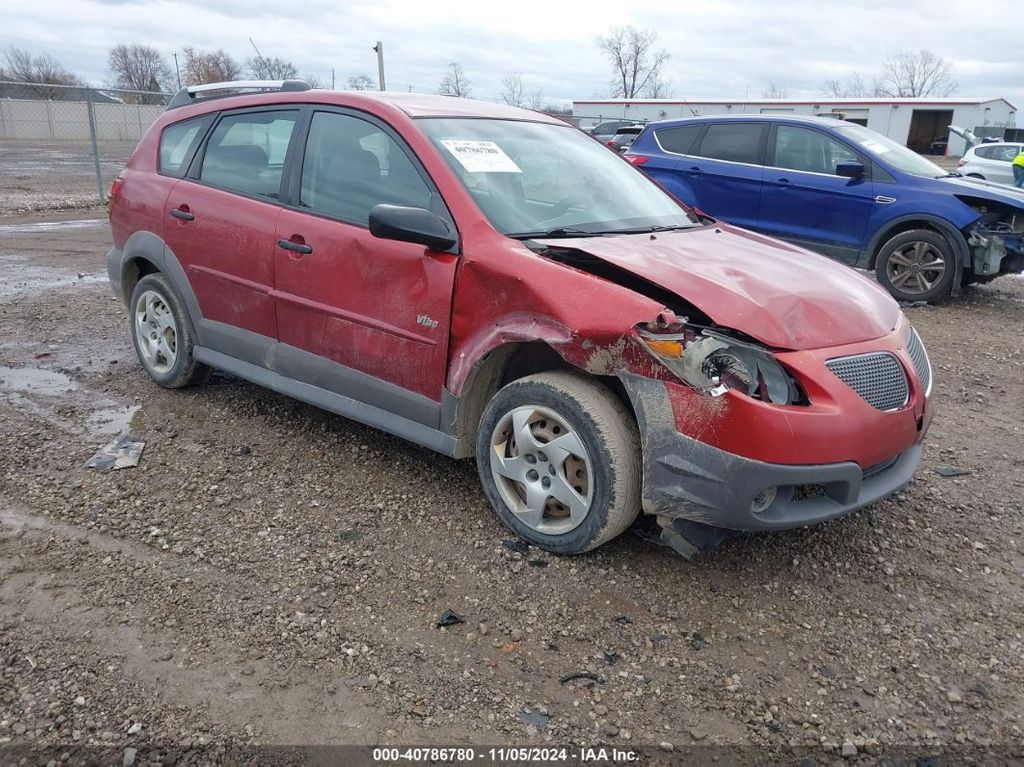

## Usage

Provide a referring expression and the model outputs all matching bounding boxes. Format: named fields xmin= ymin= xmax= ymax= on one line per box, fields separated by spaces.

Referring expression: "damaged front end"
xmin=964 ymin=206 xmax=1024 ymax=280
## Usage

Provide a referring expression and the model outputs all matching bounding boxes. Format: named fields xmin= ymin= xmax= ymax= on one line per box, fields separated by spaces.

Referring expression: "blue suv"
xmin=625 ymin=115 xmax=1024 ymax=302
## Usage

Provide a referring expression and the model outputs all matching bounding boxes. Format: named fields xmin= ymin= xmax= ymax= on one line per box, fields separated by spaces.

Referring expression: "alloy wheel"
xmin=886 ymin=241 xmax=947 ymax=296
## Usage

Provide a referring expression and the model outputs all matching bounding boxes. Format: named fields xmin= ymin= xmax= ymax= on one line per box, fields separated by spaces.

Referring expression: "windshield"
xmin=418 ymin=118 xmax=697 ymax=237
xmin=834 ymin=124 xmax=946 ymax=178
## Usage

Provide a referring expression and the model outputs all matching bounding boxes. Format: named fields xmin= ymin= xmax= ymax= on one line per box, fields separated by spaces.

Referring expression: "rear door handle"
xmin=277 ymin=238 xmax=313 ymax=255
xmin=687 ymin=166 xmax=703 ymax=174
xmin=169 ymin=207 xmax=194 ymax=221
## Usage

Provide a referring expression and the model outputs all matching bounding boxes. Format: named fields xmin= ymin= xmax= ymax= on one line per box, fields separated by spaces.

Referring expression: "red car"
xmin=107 ymin=81 xmax=934 ymax=557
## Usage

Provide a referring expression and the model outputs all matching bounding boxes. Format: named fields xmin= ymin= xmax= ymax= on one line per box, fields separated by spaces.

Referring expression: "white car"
xmin=958 ymin=142 xmax=1024 ymax=185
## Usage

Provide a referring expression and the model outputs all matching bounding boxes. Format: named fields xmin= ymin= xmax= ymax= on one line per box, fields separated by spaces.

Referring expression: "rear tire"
xmin=129 ymin=273 xmax=209 ymax=389
xmin=476 ymin=371 xmax=641 ymax=554
xmin=874 ymin=229 xmax=956 ymax=303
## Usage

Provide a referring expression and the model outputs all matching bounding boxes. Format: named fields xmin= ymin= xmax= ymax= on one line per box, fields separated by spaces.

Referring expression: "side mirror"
xmin=369 ymin=204 xmax=457 ymax=252
xmin=836 ymin=161 xmax=865 ymax=179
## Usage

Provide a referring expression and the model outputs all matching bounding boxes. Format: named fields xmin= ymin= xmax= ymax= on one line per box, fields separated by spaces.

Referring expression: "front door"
xmin=759 ymin=124 xmax=874 ymax=263
xmin=164 ymin=108 xmax=300 ymax=345
xmin=273 ymin=109 xmax=458 ymax=411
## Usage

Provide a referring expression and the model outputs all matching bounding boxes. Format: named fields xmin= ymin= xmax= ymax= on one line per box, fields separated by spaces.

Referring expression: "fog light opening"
xmin=751 ymin=486 xmax=778 ymax=514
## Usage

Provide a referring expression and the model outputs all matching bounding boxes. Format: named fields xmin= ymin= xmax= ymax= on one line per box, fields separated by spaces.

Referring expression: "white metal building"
xmin=572 ymin=97 xmax=1017 ymax=156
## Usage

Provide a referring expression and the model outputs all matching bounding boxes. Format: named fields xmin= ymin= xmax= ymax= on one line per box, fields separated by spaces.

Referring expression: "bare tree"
xmin=596 ymin=26 xmax=669 ymax=99
xmin=181 ymin=47 xmax=241 ymax=86
xmin=644 ymin=75 xmax=671 ymax=98
xmin=1 ymin=47 xmax=82 ymax=85
xmin=246 ymin=55 xmax=298 ymax=80
xmin=347 ymin=73 xmax=374 ymax=90
xmin=108 ymin=44 xmax=172 ymax=102
xmin=527 ymin=89 xmax=544 ymax=110
xmin=302 ymin=73 xmax=322 ymax=89
xmin=501 ymin=73 xmax=525 ymax=107
xmin=438 ymin=62 xmax=471 ymax=97
xmin=876 ymin=50 xmax=957 ymax=97
xmin=762 ymin=81 xmax=788 ymax=99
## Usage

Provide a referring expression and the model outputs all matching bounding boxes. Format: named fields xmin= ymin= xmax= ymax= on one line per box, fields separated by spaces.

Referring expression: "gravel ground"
xmin=0 ymin=214 xmax=1022 ymax=762
xmin=0 ymin=141 xmax=135 ymax=214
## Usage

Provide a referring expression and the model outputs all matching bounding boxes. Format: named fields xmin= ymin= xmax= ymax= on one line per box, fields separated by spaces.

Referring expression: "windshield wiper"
xmin=507 ymin=227 xmax=603 ymax=240
xmin=602 ymin=223 xmax=695 ymax=234
xmin=937 ymin=172 xmax=963 ymax=179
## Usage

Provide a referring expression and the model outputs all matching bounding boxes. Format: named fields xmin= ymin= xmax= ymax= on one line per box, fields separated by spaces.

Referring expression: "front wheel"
xmin=874 ymin=229 xmax=956 ymax=303
xmin=476 ymin=371 xmax=641 ymax=554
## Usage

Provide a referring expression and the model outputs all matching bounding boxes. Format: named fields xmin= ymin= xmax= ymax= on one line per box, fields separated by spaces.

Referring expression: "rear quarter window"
xmin=654 ymin=124 xmax=703 ymax=155
xmin=159 ymin=115 xmax=213 ymax=177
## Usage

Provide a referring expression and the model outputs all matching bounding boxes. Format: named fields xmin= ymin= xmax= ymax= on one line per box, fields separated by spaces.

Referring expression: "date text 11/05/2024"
xmin=372 ymin=746 xmax=640 ymax=762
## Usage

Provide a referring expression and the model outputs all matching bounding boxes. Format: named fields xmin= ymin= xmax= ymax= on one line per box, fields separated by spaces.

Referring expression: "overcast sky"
xmin=0 ymin=0 xmax=1020 ymax=108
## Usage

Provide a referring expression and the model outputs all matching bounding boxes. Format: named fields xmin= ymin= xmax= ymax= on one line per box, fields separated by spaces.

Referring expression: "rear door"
xmin=679 ymin=121 xmax=767 ymax=229
xmin=989 ymin=145 xmax=1020 ymax=185
xmin=758 ymin=123 xmax=874 ymax=263
xmin=164 ymin=107 xmax=300 ymax=349
xmin=272 ymin=108 xmax=458 ymax=414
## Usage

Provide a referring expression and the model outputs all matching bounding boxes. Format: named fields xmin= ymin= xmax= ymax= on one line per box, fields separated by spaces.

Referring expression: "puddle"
xmin=0 ymin=218 xmax=105 ymax=234
xmin=0 ymin=365 xmax=77 ymax=395
xmin=85 ymin=404 xmax=141 ymax=437
xmin=0 ymin=262 xmax=107 ymax=298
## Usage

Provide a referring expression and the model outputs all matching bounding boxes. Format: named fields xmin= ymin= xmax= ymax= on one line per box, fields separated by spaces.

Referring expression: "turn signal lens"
xmin=642 ymin=337 xmax=683 ymax=358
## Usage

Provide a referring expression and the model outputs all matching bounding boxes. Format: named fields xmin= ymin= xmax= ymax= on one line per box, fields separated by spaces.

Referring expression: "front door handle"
xmin=169 ymin=207 xmax=194 ymax=221
xmin=687 ymin=166 xmax=703 ymax=174
xmin=277 ymin=238 xmax=313 ymax=255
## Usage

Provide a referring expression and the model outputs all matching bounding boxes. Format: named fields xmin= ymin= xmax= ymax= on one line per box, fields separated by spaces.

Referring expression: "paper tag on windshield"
xmin=440 ymin=140 xmax=522 ymax=173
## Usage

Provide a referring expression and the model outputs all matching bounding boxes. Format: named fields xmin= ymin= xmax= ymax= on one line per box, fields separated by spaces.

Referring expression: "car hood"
xmin=939 ymin=175 xmax=1024 ymax=207
xmin=536 ymin=224 xmax=900 ymax=350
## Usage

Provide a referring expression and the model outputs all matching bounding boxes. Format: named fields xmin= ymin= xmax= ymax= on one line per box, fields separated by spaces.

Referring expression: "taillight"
xmin=626 ymin=155 xmax=649 ymax=165
xmin=107 ymin=177 xmax=123 ymax=216
xmin=957 ymin=158 xmax=966 ymax=167
xmin=606 ymin=139 xmax=617 ymax=147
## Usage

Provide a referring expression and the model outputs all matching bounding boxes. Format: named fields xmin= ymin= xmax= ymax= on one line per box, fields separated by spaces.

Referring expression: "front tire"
xmin=874 ymin=229 xmax=956 ymax=303
xmin=129 ymin=273 xmax=209 ymax=388
xmin=476 ymin=371 xmax=641 ymax=554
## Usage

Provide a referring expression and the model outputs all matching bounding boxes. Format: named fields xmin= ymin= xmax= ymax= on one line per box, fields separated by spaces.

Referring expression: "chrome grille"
xmin=826 ymin=352 xmax=908 ymax=411
xmin=905 ymin=326 xmax=932 ymax=395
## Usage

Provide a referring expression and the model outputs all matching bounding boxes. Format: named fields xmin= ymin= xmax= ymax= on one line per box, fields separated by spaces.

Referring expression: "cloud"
xmin=0 ymin=0 xmax=1019 ymax=108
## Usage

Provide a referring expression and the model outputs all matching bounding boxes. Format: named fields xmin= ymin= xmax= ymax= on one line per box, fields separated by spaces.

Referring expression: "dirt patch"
xmin=0 ymin=216 xmax=1022 ymax=757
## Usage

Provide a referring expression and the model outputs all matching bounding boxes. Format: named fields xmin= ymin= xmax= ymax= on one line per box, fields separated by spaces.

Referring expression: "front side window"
xmin=419 ymin=118 xmax=697 ymax=237
xmin=299 ymin=111 xmax=434 ymax=225
xmin=834 ymin=123 xmax=945 ymax=178
xmin=200 ymin=110 xmax=298 ymax=198
xmin=159 ymin=115 xmax=211 ymax=177
xmin=773 ymin=125 xmax=859 ymax=175
xmin=693 ymin=123 xmax=766 ymax=165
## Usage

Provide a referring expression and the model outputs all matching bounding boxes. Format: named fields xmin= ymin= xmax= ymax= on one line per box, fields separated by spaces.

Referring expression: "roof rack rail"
xmin=165 ymin=79 xmax=311 ymax=110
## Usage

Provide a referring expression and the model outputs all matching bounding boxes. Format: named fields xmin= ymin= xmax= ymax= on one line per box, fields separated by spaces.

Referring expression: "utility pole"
xmin=372 ymin=41 xmax=386 ymax=91
xmin=331 ymin=68 xmax=335 ymax=89
xmin=173 ymin=53 xmax=181 ymax=89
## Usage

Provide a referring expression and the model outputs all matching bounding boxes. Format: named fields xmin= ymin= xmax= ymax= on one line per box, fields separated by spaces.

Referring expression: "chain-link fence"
xmin=0 ymin=81 xmax=171 ymax=214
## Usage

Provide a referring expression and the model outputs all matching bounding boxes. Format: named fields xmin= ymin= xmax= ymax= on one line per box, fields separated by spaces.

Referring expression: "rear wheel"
xmin=476 ymin=371 xmax=641 ymax=554
xmin=874 ymin=229 xmax=956 ymax=303
xmin=129 ymin=273 xmax=209 ymax=388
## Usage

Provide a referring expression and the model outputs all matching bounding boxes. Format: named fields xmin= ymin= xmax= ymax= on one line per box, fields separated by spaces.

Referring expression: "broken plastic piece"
xmin=436 ymin=609 xmax=464 ymax=628
xmin=559 ymin=671 xmax=602 ymax=685
xmin=934 ymin=466 xmax=971 ymax=477
xmin=85 ymin=433 xmax=145 ymax=470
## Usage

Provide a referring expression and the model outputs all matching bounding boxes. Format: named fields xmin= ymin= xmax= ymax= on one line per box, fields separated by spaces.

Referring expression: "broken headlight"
xmin=638 ymin=326 xmax=800 ymax=404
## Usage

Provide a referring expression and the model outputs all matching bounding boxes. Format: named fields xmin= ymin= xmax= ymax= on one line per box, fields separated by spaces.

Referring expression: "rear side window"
xmin=694 ymin=123 xmax=766 ymax=165
xmin=159 ymin=116 xmax=211 ymax=177
xmin=655 ymin=124 xmax=703 ymax=155
xmin=200 ymin=110 xmax=298 ymax=199
xmin=299 ymin=111 xmax=433 ymax=226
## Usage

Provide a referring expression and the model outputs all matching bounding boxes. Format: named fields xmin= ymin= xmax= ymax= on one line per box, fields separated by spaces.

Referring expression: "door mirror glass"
xmin=835 ymin=161 xmax=865 ymax=178
xmin=369 ymin=204 xmax=457 ymax=251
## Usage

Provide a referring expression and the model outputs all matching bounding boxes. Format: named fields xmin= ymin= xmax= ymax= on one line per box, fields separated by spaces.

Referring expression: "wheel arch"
xmin=118 ymin=231 xmax=204 ymax=342
xmin=446 ymin=338 xmax=635 ymax=459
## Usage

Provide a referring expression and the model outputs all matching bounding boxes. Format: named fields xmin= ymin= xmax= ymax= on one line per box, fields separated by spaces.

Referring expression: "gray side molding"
xmin=194 ymin=346 xmax=459 ymax=456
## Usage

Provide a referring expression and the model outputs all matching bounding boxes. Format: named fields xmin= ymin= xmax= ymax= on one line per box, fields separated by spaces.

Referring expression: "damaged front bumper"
xmin=622 ymin=373 xmax=926 ymax=554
